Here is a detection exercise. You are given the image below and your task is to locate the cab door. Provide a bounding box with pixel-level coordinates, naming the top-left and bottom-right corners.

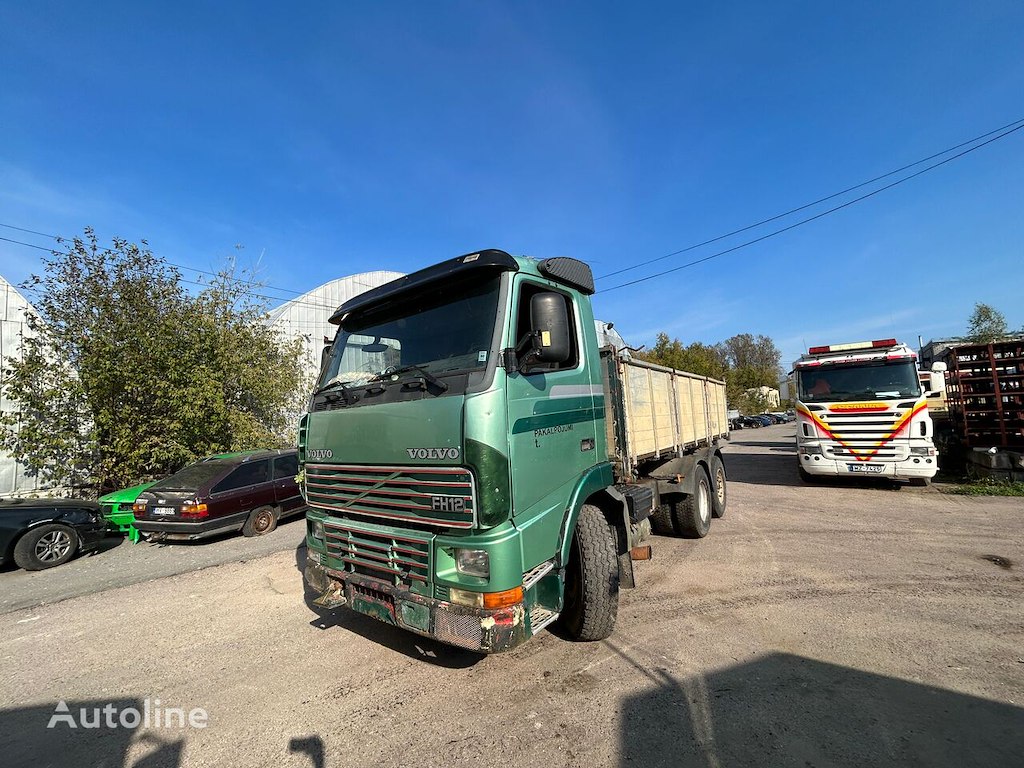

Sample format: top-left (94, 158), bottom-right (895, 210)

top-left (504, 279), bottom-right (601, 520)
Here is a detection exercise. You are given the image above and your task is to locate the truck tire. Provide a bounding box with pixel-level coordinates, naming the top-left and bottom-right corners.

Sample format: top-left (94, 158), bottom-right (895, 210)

top-left (798, 464), bottom-right (817, 484)
top-left (909, 477), bottom-right (931, 488)
top-left (242, 506), bottom-right (279, 537)
top-left (649, 499), bottom-right (676, 535)
top-left (710, 455), bottom-right (727, 518)
top-left (672, 466), bottom-right (712, 538)
top-left (13, 524), bottom-right (79, 570)
top-left (559, 504), bottom-right (619, 641)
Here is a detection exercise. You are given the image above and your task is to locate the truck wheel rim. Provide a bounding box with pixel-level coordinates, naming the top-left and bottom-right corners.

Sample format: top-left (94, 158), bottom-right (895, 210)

top-left (36, 530), bottom-right (72, 562)
top-left (714, 469), bottom-right (725, 505)
top-left (699, 482), bottom-right (710, 522)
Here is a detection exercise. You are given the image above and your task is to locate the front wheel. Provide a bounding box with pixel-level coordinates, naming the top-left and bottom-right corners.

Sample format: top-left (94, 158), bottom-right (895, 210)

top-left (14, 524), bottom-right (79, 570)
top-left (673, 466), bottom-right (712, 538)
top-left (909, 477), bottom-right (931, 488)
top-left (558, 504), bottom-right (619, 641)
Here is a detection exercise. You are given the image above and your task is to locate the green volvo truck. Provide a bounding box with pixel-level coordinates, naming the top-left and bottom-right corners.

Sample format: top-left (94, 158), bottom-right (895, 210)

top-left (301, 250), bottom-right (728, 652)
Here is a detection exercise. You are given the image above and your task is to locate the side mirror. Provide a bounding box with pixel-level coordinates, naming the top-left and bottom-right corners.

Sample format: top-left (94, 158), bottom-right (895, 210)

top-left (779, 381), bottom-right (791, 401)
top-left (321, 336), bottom-right (333, 370)
top-left (929, 362), bottom-right (947, 395)
top-left (530, 293), bottom-right (571, 363)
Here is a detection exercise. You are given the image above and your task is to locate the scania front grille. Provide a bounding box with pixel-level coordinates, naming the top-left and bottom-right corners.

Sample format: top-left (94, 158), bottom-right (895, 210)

top-left (305, 463), bottom-right (476, 529)
top-left (322, 518), bottom-right (431, 586)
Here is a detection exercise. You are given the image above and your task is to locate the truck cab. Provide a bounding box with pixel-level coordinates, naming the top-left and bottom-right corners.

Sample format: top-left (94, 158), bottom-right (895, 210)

top-left (792, 339), bottom-right (944, 485)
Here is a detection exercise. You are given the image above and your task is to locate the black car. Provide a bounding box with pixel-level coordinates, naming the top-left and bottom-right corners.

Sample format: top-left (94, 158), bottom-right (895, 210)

top-left (0, 498), bottom-right (108, 570)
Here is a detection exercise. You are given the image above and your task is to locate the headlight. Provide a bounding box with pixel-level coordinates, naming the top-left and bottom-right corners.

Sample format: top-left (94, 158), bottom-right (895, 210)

top-left (910, 447), bottom-right (936, 456)
top-left (455, 548), bottom-right (489, 578)
top-left (311, 520), bottom-right (325, 540)
top-left (801, 445), bottom-right (822, 455)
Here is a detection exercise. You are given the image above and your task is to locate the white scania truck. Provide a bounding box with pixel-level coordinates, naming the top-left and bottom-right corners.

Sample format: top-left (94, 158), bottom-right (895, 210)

top-left (789, 339), bottom-right (946, 486)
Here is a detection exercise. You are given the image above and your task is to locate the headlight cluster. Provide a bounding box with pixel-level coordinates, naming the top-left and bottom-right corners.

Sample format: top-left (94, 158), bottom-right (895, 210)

top-left (455, 548), bottom-right (489, 578)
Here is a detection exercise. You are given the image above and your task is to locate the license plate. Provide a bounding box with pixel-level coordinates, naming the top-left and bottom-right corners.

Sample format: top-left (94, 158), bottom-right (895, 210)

top-left (153, 507), bottom-right (176, 516)
top-left (847, 463), bottom-right (883, 474)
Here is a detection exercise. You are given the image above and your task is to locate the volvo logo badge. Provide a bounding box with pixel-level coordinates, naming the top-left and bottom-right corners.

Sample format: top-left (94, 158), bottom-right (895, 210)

top-left (406, 447), bottom-right (460, 460)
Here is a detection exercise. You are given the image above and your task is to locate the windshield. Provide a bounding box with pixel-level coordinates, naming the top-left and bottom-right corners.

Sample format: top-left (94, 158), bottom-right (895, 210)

top-left (316, 273), bottom-right (502, 391)
top-left (797, 360), bottom-right (922, 403)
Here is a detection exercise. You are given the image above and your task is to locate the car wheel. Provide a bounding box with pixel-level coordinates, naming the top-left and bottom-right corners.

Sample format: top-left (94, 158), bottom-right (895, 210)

top-left (13, 524), bottom-right (79, 570)
top-left (242, 506), bottom-right (279, 537)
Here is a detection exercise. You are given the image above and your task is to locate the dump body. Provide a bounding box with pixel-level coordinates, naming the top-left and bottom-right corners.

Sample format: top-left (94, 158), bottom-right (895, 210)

top-left (603, 354), bottom-right (727, 479)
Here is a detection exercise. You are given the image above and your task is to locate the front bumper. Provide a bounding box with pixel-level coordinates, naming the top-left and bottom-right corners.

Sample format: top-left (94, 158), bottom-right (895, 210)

top-left (304, 560), bottom-right (527, 653)
top-left (799, 454), bottom-right (937, 479)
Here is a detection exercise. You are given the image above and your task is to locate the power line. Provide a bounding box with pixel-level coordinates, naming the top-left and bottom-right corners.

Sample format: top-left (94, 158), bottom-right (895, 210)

top-left (0, 227), bottom-right (348, 313)
top-left (597, 115), bottom-right (1024, 281)
top-left (598, 120), bottom-right (1024, 293)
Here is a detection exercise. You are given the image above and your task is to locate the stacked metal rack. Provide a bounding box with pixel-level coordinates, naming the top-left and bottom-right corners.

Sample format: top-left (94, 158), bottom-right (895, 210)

top-left (944, 339), bottom-right (1024, 449)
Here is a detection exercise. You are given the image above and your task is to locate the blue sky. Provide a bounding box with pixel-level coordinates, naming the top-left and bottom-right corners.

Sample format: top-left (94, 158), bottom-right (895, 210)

top-left (1, 1), bottom-right (1022, 368)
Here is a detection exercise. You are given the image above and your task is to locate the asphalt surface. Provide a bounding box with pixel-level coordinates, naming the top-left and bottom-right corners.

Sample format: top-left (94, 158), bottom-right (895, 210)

top-left (1, 424), bottom-right (1022, 768)
top-left (0, 514), bottom-right (308, 613)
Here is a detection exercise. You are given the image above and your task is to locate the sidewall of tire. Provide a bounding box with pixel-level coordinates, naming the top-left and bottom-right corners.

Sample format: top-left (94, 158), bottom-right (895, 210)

top-left (559, 504), bottom-right (619, 641)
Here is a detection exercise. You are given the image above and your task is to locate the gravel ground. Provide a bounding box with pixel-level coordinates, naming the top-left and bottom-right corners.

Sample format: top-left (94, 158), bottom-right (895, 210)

top-left (1, 424), bottom-right (1022, 768)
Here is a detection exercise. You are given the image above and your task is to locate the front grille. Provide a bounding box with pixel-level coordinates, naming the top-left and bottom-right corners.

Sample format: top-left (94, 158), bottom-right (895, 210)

top-left (322, 518), bottom-right (431, 586)
top-left (816, 411), bottom-right (914, 460)
top-left (305, 463), bottom-right (476, 529)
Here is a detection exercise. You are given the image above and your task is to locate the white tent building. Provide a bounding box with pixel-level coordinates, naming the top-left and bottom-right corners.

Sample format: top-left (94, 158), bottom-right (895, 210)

top-left (267, 270), bottom-right (404, 387)
top-left (0, 275), bottom-right (44, 496)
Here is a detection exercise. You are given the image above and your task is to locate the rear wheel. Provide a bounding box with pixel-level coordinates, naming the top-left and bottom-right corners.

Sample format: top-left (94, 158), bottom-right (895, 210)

top-left (14, 524), bottom-right (78, 570)
top-left (649, 498), bottom-right (676, 535)
top-left (710, 455), bottom-right (727, 518)
top-left (672, 466), bottom-right (712, 538)
top-left (242, 506), bottom-right (278, 537)
top-left (558, 504), bottom-right (619, 641)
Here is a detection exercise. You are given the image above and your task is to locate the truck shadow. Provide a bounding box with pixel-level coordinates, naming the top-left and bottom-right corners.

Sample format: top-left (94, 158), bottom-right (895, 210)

top-left (0, 698), bottom-right (185, 768)
top-left (617, 649), bottom-right (1023, 767)
top-left (295, 543), bottom-right (483, 669)
top-left (726, 447), bottom-right (906, 491)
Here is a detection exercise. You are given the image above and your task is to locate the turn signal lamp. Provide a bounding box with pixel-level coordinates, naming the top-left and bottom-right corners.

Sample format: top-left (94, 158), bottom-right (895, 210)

top-left (449, 585), bottom-right (524, 610)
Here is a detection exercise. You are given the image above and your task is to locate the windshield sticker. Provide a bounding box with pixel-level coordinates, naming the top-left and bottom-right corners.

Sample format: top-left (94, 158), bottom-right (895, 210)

top-left (478, 351), bottom-right (487, 363)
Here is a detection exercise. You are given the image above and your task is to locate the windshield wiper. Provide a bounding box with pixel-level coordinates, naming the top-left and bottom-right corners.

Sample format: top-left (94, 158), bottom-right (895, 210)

top-left (313, 378), bottom-right (363, 405)
top-left (371, 364), bottom-right (449, 393)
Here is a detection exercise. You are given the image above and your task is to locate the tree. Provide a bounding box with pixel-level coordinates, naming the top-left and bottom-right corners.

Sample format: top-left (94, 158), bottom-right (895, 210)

top-left (637, 333), bottom-right (728, 379)
top-left (0, 229), bottom-right (303, 493)
top-left (966, 303), bottom-right (1009, 343)
top-left (716, 333), bottom-right (783, 408)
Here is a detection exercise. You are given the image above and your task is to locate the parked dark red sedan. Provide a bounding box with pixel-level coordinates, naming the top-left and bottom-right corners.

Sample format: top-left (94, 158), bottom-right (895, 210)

top-left (132, 449), bottom-right (304, 541)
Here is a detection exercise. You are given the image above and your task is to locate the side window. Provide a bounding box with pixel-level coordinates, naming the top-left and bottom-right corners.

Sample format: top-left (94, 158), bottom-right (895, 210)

top-left (273, 454), bottom-right (298, 480)
top-left (514, 282), bottom-right (578, 373)
top-left (213, 460), bottom-right (270, 493)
